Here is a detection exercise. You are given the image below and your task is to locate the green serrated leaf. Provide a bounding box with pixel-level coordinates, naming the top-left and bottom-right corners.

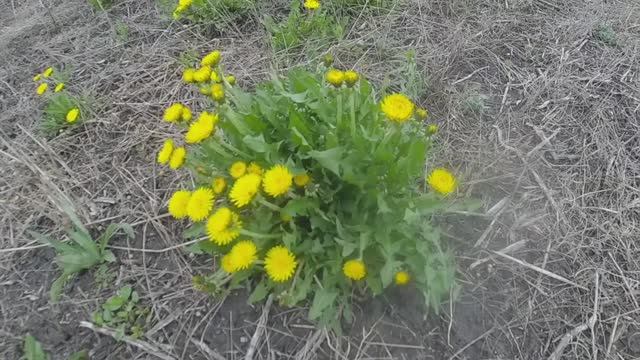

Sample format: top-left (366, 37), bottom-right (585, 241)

top-left (309, 147), bottom-right (343, 175)
top-left (308, 288), bottom-right (337, 321)
top-left (248, 281), bottom-right (269, 304)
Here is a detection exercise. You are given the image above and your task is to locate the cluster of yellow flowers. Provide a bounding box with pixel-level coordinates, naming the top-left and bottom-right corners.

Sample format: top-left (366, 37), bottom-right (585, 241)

top-left (172, 0), bottom-right (192, 19)
top-left (33, 66), bottom-right (80, 124)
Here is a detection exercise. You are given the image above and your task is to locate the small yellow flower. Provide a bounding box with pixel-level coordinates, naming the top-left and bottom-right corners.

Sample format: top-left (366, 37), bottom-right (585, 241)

top-left (344, 70), bottom-right (359, 87)
top-left (210, 70), bottom-right (221, 83)
top-left (178, 0), bottom-right (192, 7)
top-left (229, 173), bottom-right (261, 208)
top-left (212, 177), bottom-right (226, 194)
top-left (247, 162), bottom-right (263, 176)
top-left (65, 108), bottom-right (80, 124)
top-left (168, 190), bottom-right (191, 219)
top-left (263, 164), bottom-right (293, 198)
top-left (54, 83), bottom-right (65, 92)
top-left (43, 67), bottom-right (54, 78)
top-left (225, 75), bottom-right (236, 86)
top-left (182, 68), bottom-right (196, 83)
top-left (416, 108), bottom-right (429, 119)
top-left (427, 124), bottom-right (438, 135)
top-left (228, 240), bottom-right (258, 271)
top-left (343, 259), bottom-right (366, 280)
top-left (221, 254), bottom-right (235, 273)
top-left (181, 106), bottom-right (192, 122)
top-left (293, 173), bottom-right (310, 187)
top-left (207, 207), bottom-right (242, 246)
top-left (380, 93), bottom-right (415, 123)
top-left (229, 161), bottom-right (247, 179)
top-left (427, 168), bottom-right (457, 195)
top-left (157, 139), bottom-right (174, 165)
top-left (33, 74), bottom-right (42, 82)
top-left (169, 146), bottom-right (186, 169)
top-left (187, 187), bottom-right (214, 222)
top-left (163, 103), bottom-right (184, 123)
top-left (394, 271), bottom-right (411, 285)
top-left (211, 83), bottom-right (225, 102)
top-left (303, 0), bottom-right (320, 10)
top-left (185, 111), bottom-right (216, 144)
top-left (193, 66), bottom-right (212, 83)
top-left (36, 83), bottom-right (48, 95)
top-left (264, 246), bottom-right (297, 282)
top-left (201, 50), bottom-right (221, 67)
top-left (325, 69), bottom-right (344, 87)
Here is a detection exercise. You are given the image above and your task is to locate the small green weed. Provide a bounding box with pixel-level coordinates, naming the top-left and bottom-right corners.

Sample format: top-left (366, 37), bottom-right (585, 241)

top-left (170, 0), bottom-right (256, 30)
top-left (397, 49), bottom-right (426, 100)
top-left (594, 24), bottom-right (617, 47)
top-left (115, 20), bottom-right (130, 43)
top-left (92, 286), bottom-right (151, 339)
top-left (29, 201), bottom-right (134, 301)
top-left (23, 335), bottom-right (88, 360)
top-left (266, 1), bottom-right (344, 62)
top-left (87, 0), bottom-right (113, 10)
top-left (94, 263), bottom-right (117, 290)
top-left (41, 93), bottom-right (86, 137)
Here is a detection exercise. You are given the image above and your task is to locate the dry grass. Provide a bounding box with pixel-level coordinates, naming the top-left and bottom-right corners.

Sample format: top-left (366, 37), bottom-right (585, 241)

top-left (1, 0), bottom-right (639, 359)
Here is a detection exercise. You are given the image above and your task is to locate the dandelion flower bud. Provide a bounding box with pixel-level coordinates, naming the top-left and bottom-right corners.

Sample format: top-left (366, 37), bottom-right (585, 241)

top-left (43, 67), bottom-right (54, 78)
top-left (210, 70), bottom-right (221, 83)
top-left (225, 75), bottom-right (236, 86)
top-left (427, 124), bottom-right (438, 135)
top-left (211, 83), bottom-right (225, 102)
top-left (201, 50), bottom-right (221, 67)
top-left (66, 108), bottom-right (80, 124)
top-left (36, 83), bottom-right (48, 95)
top-left (322, 54), bottom-right (334, 67)
top-left (416, 108), bottom-right (429, 119)
top-left (33, 74), bottom-right (42, 82)
top-left (54, 83), bottom-right (65, 92)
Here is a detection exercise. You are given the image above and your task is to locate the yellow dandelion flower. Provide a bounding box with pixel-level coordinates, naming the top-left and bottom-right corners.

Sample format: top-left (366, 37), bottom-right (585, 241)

top-left (229, 173), bottom-right (261, 208)
top-left (394, 271), bottom-right (411, 285)
top-left (212, 177), bottom-right (226, 194)
top-left (211, 83), bottom-right (225, 102)
top-left (54, 83), bottom-right (65, 92)
top-left (304, 0), bottom-right (320, 10)
top-left (43, 67), bottom-right (54, 78)
top-left (427, 168), bottom-right (457, 195)
top-left (33, 74), bottom-right (42, 82)
top-left (427, 124), bottom-right (438, 135)
top-left (193, 66), bottom-right (212, 83)
top-left (157, 139), bottom-right (174, 165)
top-left (380, 93), bottom-right (415, 123)
top-left (229, 161), bottom-right (247, 179)
top-left (182, 68), bottom-right (196, 83)
top-left (187, 187), bottom-right (214, 222)
top-left (206, 207), bottom-right (242, 246)
top-left (263, 164), bottom-right (293, 198)
top-left (169, 146), bottom-right (186, 169)
top-left (264, 246), bottom-right (297, 282)
top-left (168, 190), bottom-right (191, 219)
top-left (181, 105), bottom-right (192, 122)
top-left (178, 0), bottom-right (192, 7)
top-left (293, 173), bottom-right (310, 187)
top-left (343, 259), bottom-right (366, 280)
top-left (221, 254), bottom-right (235, 273)
top-left (416, 108), bottom-right (429, 119)
top-left (163, 103), bottom-right (184, 123)
top-left (325, 69), bottom-right (344, 87)
top-left (210, 70), bottom-right (221, 83)
top-left (344, 70), bottom-right (359, 87)
top-left (36, 83), bottom-right (48, 95)
top-left (185, 111), bottom-right (216, 144)
top-left (65, 108), bottom-right (80, 124)
top-left (225, 75), bottom-right (236, 86)
top-left (201, 50), bottom-right (221, 67)
top-left (247, 162), bottom-right (263, 176)
top-left (228, 240), bottom-right (257, 271)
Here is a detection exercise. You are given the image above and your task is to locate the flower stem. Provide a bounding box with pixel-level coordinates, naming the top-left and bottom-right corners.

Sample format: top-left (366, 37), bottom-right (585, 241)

top-left (349, 89), bottom-right (356, 139)
top-left (258, 197), bottom-right (282, 211)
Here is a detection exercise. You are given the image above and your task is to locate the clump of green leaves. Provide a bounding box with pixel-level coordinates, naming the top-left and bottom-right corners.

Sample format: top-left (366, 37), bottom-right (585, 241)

top-left (41, 93), bottom-right (86, 137)
top-left (171, 0), bottom-right (256, 30)
top-left (265, 1), bottom-right (344, 59)
top-left (92, 286), bottom-right (151, 339)
top-left (30, 203), bottom-right (133, 301)
top-left (23, 335), bottom-right (87, 360)
top-left (594, 24), bottom-right (618, 47)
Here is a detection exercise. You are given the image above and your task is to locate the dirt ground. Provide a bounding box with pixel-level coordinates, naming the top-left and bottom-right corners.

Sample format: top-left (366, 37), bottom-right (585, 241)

top-left (1, 0), bottom-right (639, 359)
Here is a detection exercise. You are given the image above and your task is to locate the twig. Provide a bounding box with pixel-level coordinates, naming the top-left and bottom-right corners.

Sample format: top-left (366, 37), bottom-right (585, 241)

top-left (547, 272), bottom-right (599, 360)
top-left (295, 329), bottom-right (325, 360)
top-left (244, 294), bottom-right (274, 360)
top-left (451, 66), bottom-right (489, 85)
top-left (492, 251), bottom-right (588, 291)
top-left (79, 321), bottom-right (175, 360)
top-left (469, 239), bottom-right (526, 269)
top-left (448, 327), bottom-right (495, 360)
top-left (190, 338), bottom-right (226, 360)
